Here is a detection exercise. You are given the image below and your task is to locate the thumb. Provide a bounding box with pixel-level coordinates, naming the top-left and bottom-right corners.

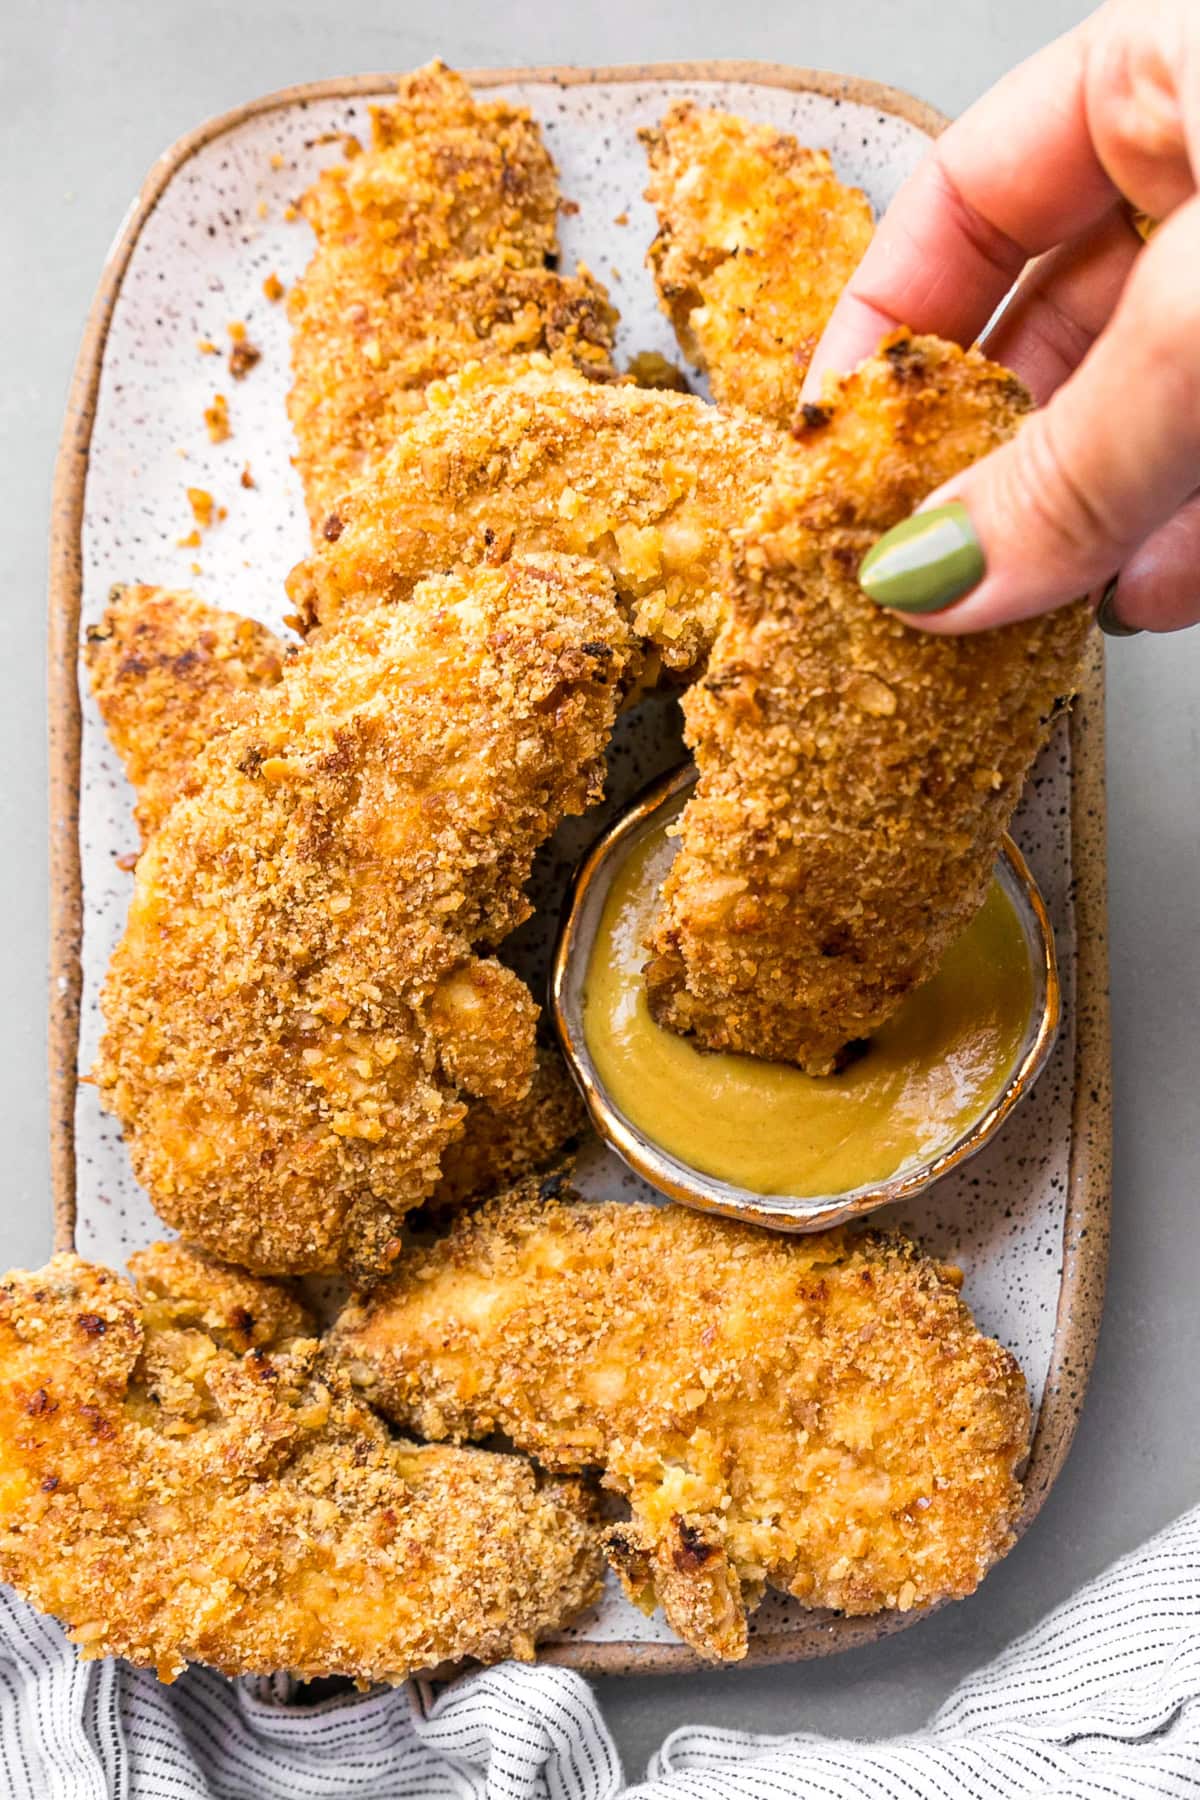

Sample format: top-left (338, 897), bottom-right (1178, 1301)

top-left (858, 194), bottom-right (1200, 634)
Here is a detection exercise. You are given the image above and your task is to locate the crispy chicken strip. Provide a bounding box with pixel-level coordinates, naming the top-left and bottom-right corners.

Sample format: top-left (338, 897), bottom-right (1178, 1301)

top-left (641, 103), bottom-right (874, 426)
top-left (95, 555), bottom-right (636, 1275)
top-left (433, 1046), bottom-right (587, 1208)
top-left (0, 1245), bottom-right (603, 1683)
top-left (333, 1184), bottom-right (1031, 1664)
top-left (86, 583), bottom-right (585, 1199)
top-left (84, 584), bottom-right (287, 842)
top-left (288, 62), bottom-right (617, 526)
top-left (645, 332), bottom-right (1093, 1071)
top-left (287, 359), bottom-right (783, 670)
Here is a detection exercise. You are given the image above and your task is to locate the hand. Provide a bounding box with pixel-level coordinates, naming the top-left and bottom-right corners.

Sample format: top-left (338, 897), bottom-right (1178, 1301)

top-left (803, 0), bottom-right (1200, 635)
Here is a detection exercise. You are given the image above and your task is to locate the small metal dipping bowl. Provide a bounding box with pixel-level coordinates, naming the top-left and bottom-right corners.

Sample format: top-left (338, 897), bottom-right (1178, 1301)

top-left (551, 764), bottom-right (1061, 1233)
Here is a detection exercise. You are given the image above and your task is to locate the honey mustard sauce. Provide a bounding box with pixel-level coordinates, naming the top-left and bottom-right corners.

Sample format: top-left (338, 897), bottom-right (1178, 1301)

top-left (582, 820), bottom-right (1034, 1197)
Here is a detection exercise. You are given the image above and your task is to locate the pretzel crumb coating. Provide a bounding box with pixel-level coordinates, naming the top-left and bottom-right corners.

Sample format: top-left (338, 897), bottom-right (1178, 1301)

top-left (85, 586), bottom-right (584, 1213)
top-left (288, 61), bottom-right (617, 526)
top-left (332, 1185), bottom-right (1030, 1663)
top-left (85, 585), bottom-right (287, 842)
top-left (0, 1247), bottom-right (604, 1683)
top-left (288, 358), bottom-right (782, 670)
top-left (95, 555), bottom-right (636, 1275)
top-left (645, 332), bottom-right (1093, 1070)
top-left (433, 1046), bottom-right (588, 1208)
top-left (642, 103), bottom-right (874, 425)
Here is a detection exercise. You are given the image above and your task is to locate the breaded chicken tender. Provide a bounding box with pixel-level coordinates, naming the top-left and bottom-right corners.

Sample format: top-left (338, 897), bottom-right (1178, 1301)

top-left (433, 1046), bottom-right (587, 1208)
top-left (642, 103), bottom-right (874, 426)
top-left (85, 584), bottom-right (287, 841)
top-left (87, 583), bottom-right (585, 1202)
top-left (95, 555), bottom-right (636, 1275)
top-left (0, 1246), bottom-right (603, 1683)
top-left (287, 359), bottom-right (783, 670)
top-left (333, 1185), bottom-right (1031, 1663)
top-left (288, 62), bottom-right (617, 525)
top-left (645, 332), bottom-right (1093, 1071)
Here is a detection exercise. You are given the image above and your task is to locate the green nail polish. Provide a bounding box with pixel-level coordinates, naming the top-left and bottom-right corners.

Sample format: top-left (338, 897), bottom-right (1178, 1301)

top-left (858, 501), bottom-right (985, 613)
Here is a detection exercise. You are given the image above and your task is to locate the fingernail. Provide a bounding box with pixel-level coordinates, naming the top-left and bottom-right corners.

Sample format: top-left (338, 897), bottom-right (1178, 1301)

top-left (1096, 575), bottom-right (1140, 637)
top-left (859, 501), bottom-right (984, 613)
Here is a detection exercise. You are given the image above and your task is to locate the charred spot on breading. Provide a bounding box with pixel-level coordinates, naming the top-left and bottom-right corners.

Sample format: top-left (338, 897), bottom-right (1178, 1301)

top-left (794, 401), bottom-right (832, 435)
top-left (883, 332), bottom-right (929, 380)
top-left (671, 1517), bottom-right (722, 1572)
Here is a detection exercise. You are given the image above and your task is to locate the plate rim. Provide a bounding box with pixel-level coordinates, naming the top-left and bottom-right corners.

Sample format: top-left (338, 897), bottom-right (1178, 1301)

top-left (45, 61), bottom-right (1112, 1679)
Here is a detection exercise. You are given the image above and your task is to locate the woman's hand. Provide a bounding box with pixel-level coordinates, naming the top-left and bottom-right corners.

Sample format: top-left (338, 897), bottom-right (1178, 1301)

top-left (803, 0), bottom-right (1200, 635)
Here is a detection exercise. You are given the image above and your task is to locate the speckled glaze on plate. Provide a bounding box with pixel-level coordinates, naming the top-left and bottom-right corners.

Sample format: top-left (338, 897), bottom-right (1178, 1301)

top-left (47, 64), bottom-right (1112, 1676)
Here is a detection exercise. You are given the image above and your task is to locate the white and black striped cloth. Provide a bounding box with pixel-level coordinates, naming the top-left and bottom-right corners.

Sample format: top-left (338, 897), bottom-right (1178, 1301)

top-left (2, 1504), bottom-right (1198, 1798)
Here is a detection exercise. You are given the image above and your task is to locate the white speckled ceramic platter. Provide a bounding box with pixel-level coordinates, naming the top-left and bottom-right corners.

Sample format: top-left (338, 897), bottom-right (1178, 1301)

top-left (47, 65), bottom-right (1112, 1674)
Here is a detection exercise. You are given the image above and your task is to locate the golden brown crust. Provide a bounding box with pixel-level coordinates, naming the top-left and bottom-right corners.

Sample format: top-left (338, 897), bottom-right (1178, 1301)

top-left (645, 332), bottom-right (1093, 1070)
top-left (84, 585), bottom-right (287, 842)
top-left (287, 358), bottom-right (783, 670)
top-left (88, 584), bottom-right (580, 1210)
top-left (287, 62), bottom-right (617, 525)
top-left (433, 1046), bottom-right (587, 1208)
top-left (332, 1184), bottom-right (1031, 1663)
top-left (641, 103), bottom-right (873, 425)
top-left (0, 1249), bottom-right (603, 1683)
top-left (128, 1240), bottom-right (313, 1351)
top-left (95, 556), bottom-right (637, 1275)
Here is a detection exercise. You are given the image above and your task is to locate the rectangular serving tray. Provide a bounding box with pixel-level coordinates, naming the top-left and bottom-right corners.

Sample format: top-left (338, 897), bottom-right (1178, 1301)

top-left (46, 62), bottom-right (1111, 1676)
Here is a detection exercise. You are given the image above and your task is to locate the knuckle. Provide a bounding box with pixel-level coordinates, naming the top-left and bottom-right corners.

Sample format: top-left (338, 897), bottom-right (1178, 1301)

top-left (1128, 218), bottom-right (1189, 309)
top-left (928, 154), bottom-right (1025, 287)
top-left (997, 411), bottom-right (1131, 570)
top-left (1086, 4), bottom-right (1189, 168)
top-left (1022, 300), bottom-right (1096, 394)
top-left (1123, 236), bottom-right (1200, 428)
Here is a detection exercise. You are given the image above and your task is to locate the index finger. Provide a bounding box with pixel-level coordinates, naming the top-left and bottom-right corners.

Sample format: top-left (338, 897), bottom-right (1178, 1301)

top-left (802, 14), bottom-right (1118, 395)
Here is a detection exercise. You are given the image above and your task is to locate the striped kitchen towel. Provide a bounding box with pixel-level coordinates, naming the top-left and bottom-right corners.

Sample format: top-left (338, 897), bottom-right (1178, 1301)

top-left (2, 1502), bottom-right (1198, 1799)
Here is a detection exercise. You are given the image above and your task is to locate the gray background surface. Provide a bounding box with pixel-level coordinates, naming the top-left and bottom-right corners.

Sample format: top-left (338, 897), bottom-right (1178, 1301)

top-left (3, 0), bottom-right (1197, 1779)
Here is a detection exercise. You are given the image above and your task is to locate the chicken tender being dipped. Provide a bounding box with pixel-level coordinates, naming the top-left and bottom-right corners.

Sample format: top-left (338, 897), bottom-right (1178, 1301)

top-left (288, 61), bottom-right (617, 526)
top-left (641, 103), bottom-right (874, 425)
top-left (645, 332), bottom-right (1092, 1072)
top-left (288, 358), bottom-right (783, 670)
top-left (95, 555), bottom-right (637, 1275)
top-left (85, 584), bottom-right (288, 843)
top-left (332, 1183), bottom-right (1031, 1664)
top-left (0, 1244), bottom-right (603, 1683)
